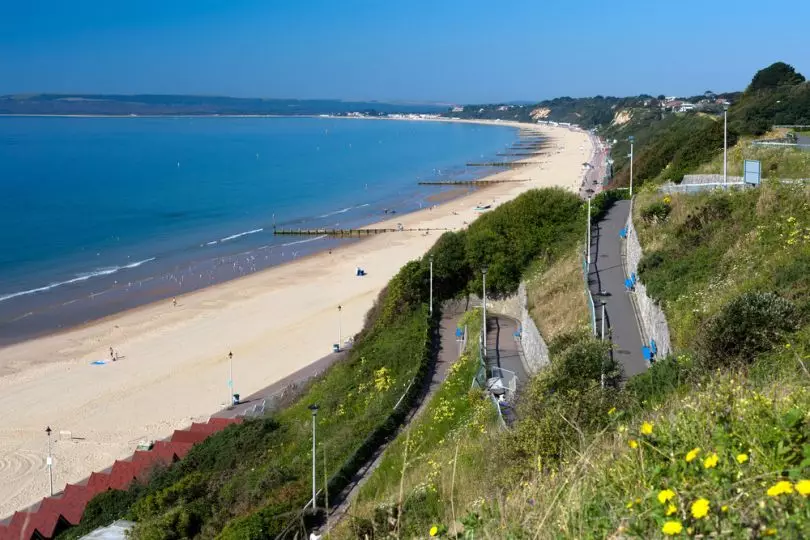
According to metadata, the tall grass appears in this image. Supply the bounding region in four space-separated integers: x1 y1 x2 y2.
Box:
349 186 810 538
694 137 810 179
526 247 589 341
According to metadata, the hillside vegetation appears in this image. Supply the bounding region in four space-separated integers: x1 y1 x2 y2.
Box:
354 184 810 538
607 62 810 191
694 136 810 180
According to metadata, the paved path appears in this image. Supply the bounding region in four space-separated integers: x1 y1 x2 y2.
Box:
588 200 647 378
484 314 526 425
485 315 526 384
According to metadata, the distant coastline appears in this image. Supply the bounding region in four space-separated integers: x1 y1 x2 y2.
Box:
0 94 449 117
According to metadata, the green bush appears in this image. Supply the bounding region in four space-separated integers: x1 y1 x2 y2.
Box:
699 292 801 368
639 201 671 224
465 188 583 297
499 332 615 473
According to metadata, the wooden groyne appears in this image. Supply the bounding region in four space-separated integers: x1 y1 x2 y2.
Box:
273 227 449 236
418 178 527 186
465 161 528 168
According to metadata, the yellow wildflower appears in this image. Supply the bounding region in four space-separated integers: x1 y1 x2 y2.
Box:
690 498 710 519
764 528 777 536
703 453 719 469
767 481 794 497
721 505 729 512
661 521 683 535
641 421 653 435
626 500 634 509
657 489 676 504
685 448 700 462
795 479 810 496
430 525 439 537
736 453 748 464
628 439 638 449
608 407 617 415
665 503 677 516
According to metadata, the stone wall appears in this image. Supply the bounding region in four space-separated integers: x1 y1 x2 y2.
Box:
487 282 550 374
624 201 672 357
681 174 744 185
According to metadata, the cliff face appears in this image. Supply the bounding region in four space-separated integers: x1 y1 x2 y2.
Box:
611 109 632 126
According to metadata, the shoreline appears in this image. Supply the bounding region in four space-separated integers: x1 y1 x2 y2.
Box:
0 120 591 518
0 116 522 347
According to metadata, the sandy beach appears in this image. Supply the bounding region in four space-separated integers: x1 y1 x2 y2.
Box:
0 120 591 518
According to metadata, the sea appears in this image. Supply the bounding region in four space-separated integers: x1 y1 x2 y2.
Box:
0 116 520 345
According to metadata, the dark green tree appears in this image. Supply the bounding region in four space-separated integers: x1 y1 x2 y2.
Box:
748 62 805 92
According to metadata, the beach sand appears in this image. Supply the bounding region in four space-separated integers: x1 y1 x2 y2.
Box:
0 120 592 517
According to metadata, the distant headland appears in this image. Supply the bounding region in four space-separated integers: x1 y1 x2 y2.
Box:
0 94 448 116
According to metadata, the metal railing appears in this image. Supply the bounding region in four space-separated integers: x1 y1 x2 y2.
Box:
582 254 597 336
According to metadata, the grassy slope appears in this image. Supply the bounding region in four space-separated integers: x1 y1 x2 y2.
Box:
388 185 810 538
337 238 594 538
693 137 810 180
339 310 498 539
525 247 589 341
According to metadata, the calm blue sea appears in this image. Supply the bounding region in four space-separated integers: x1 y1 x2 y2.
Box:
0 117 519 343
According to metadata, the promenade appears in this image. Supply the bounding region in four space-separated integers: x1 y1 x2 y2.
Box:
587 200 647 378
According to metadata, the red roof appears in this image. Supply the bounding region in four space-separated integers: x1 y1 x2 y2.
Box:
169 429 208 445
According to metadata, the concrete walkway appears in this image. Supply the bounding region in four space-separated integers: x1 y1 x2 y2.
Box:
588 199 647 378
485 315 527 384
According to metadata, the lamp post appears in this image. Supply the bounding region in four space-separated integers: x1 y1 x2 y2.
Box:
308 404 319 510
601 301 606 341
227 351 233 405
337 305 342 350
586 196 592 267
45 426 53 496
628 136 635 197
723 104 729 185
481 265 488 359
429 256 434 316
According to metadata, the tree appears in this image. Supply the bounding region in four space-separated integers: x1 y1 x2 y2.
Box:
748 62 805 92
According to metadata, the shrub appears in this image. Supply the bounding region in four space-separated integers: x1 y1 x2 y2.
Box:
699 292 801 368
498 333 615 473
640 201 671 224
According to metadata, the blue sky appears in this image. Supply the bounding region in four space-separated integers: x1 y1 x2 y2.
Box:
1 0 808 103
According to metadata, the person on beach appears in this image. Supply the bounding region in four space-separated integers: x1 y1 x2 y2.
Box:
172 297 177 307
110 347 114 361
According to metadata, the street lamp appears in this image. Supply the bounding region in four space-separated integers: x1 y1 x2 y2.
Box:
429 256 434 316
308 404 320 510
337 305 342 351
586 196 592 267
481 265 488 359
227 351 233 405
723 104 729 185
628 136 635 197
45 426 53 496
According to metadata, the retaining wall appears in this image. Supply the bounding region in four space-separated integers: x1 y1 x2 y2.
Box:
681 174 744 184
487 282 549 374
624 200 672 357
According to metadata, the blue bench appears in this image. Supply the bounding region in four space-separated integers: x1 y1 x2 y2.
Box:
619 227 628 239
642 346 652 363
